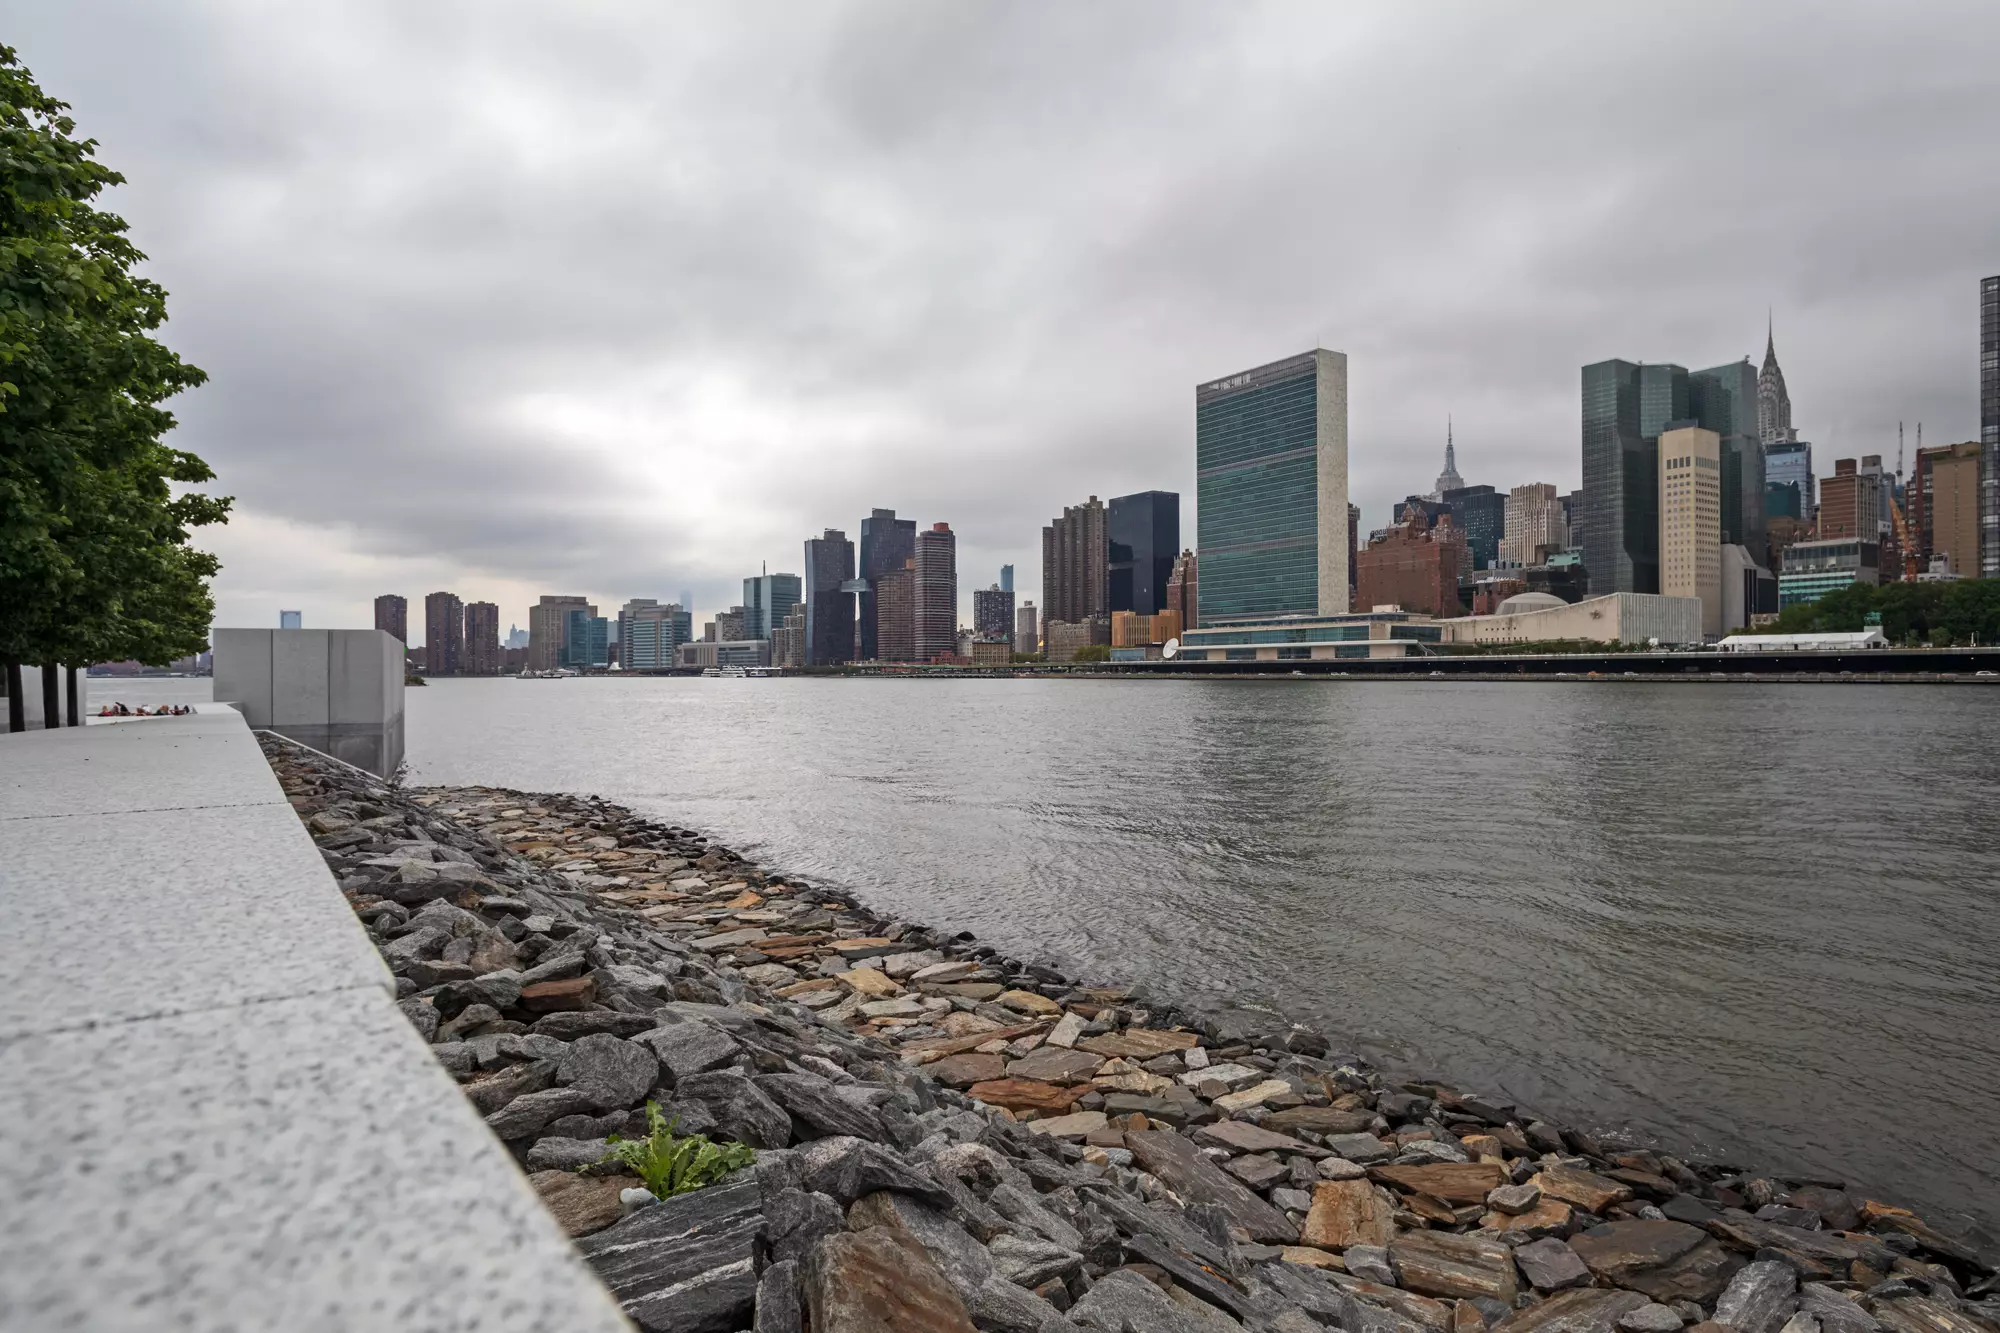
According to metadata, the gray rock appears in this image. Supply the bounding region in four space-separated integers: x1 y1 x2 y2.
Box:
990 1182 1085 1251
636 1022 744 1084
755 1072 884 1142
598 963 672 998
1713 1261 1798 1333
1777 1315 1820 1333
525 1136 611 1172
754 1259 803 1333
398 997 441 1041
484 1085 597 1140
519 949 588 986
674 1070 793 1148
465 1058 558 1116
1616 1305 1686 1333
1067 1269 1239 1333
1124 1129 1297 1244
576 1177 763 1333
1339 1244 1394 1285
1797 1285 1884 1333
1322 1133 1394 1164
557 1034 659 1111
1517 1237 1594 1292
847 1188 997 1300
531 1010 660 1040
496 1032 572 1063
796 1136 952 1207
988 1233 1084 1288
1490 1182 1543 1215
764 1188 845 1266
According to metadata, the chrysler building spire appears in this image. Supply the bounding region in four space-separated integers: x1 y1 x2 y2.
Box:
1758 314 1796 447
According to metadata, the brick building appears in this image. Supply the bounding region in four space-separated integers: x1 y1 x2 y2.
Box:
1355 514 1466 617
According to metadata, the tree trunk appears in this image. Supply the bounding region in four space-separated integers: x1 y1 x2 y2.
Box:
5 663 22 733
66 665 80 726
41 661 61 729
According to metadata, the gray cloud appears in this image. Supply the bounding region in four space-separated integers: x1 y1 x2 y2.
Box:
6 0 1996 637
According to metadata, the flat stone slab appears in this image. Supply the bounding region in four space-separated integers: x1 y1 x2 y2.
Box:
1125 1128 1299 1244
577 1177 763 1331
1196 1119 1320 1157
0 988 627 1330
1005 1046 1104 1084
0 710 280 819
1371 1161 1508 1203
1568 1220 1743 1304
1076 1028 1201 1060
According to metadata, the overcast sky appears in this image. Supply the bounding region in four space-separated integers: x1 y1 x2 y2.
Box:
9 2 1997 641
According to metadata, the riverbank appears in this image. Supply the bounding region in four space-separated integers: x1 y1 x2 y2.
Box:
263 733 1998 1333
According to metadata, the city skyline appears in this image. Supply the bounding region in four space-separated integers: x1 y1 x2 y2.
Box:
13 7 1995 638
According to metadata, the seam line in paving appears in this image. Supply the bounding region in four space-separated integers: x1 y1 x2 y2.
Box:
0 798 292 823
0 976 396 1048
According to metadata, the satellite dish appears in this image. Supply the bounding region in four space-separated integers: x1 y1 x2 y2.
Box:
1162 637 1180 660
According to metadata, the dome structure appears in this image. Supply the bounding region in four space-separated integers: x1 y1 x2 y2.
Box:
1495 591 1566 616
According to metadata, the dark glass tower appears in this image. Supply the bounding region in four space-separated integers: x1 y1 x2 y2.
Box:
803 528 855 665
1107 490 1180 615
1689 358 1766 564
857 508 915 661
1581 360 1679 595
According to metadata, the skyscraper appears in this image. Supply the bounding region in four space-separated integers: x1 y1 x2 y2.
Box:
1689 358 1766 567
529 596 590 671
1659 425 1723 639
1195 349 1349 625
1164 550 1197 632
1439 485 1504 569
1431 420 1465 499
279 610 302 630
1501 484 1568 566
913 522 957 661
1981 276 1998 575
803 528 856 665
1764 440 1816 526
1042 496 1107 624
875 561 914 662
858 508 916 661
424 592 464 675
464 602 500 674
1014 601 1038 656
1757 321 1796 448
999 564 1014 594
743 571 803 640
1107 490 1180 616
563 608 609 669
1581 359 1689 595
1911 441 1983 577
617 599 660 657
373 594 407 643
623 604 691 669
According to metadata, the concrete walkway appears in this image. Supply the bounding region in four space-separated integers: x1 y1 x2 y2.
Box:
0 709 630 1330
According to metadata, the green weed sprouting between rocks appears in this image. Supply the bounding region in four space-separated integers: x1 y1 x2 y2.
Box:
596 1101 754 1199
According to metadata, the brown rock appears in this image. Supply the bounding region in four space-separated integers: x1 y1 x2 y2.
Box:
1124 1129 1299 1243
518 976 597 1011
528 1170 626 1238
1532 1165 1634 1213
926 1052 1008 1088
1325 1275 1454 1332
840 968 903 997
1076 1028 1201 1060
899 1022 1046 1058
1005 1047 1105 1084
1196 1119 1320 1157
1371 1162 1509 1204
1492 1288 1651 1333
997 988 1063 1017
1301 1178 1395 1250
1481 1197 1574 1238
1567 1220 1743 1304
965 1078 1084 1113
803 1227 977 1332
1263 1106 1378 1137
1282 1246 1346 1270
1390 1229 1519 1302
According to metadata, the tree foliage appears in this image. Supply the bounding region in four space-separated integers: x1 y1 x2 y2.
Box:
0 45 226 675
1772 578 2000 646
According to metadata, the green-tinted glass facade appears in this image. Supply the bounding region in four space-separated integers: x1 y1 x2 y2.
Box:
1197 355 1321 622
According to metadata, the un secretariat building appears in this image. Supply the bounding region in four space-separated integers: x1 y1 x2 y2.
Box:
1193 349 1350 626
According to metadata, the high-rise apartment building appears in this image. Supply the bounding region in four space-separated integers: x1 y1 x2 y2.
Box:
463 602 500 674
1818 457 1886 543
1355 514 1465 616
803 528 856 666
529 596 591 671
1014 601 1038 656
1440 485 1504 569
1164 550 1197 632
1107 490 1180 616
423 592 464 675
743 572 803 641
858 508 916 661
1981 276 1998 575
874 562 914 662
1659 426 1723 639
999 564 1014 594
771 603 808 669
1195 349 1349 625
1501 484 1568 566
972 585 1014 641
623 604 691 669
1911 441 1983 577
373 594 407 643
1042 496 1108 624
913 523 957 661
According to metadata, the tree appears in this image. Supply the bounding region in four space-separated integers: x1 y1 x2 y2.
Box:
1070 644 1111 663
0 46 226 728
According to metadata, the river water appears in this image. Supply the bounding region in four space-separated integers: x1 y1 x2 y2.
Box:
121 675 2000 1239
